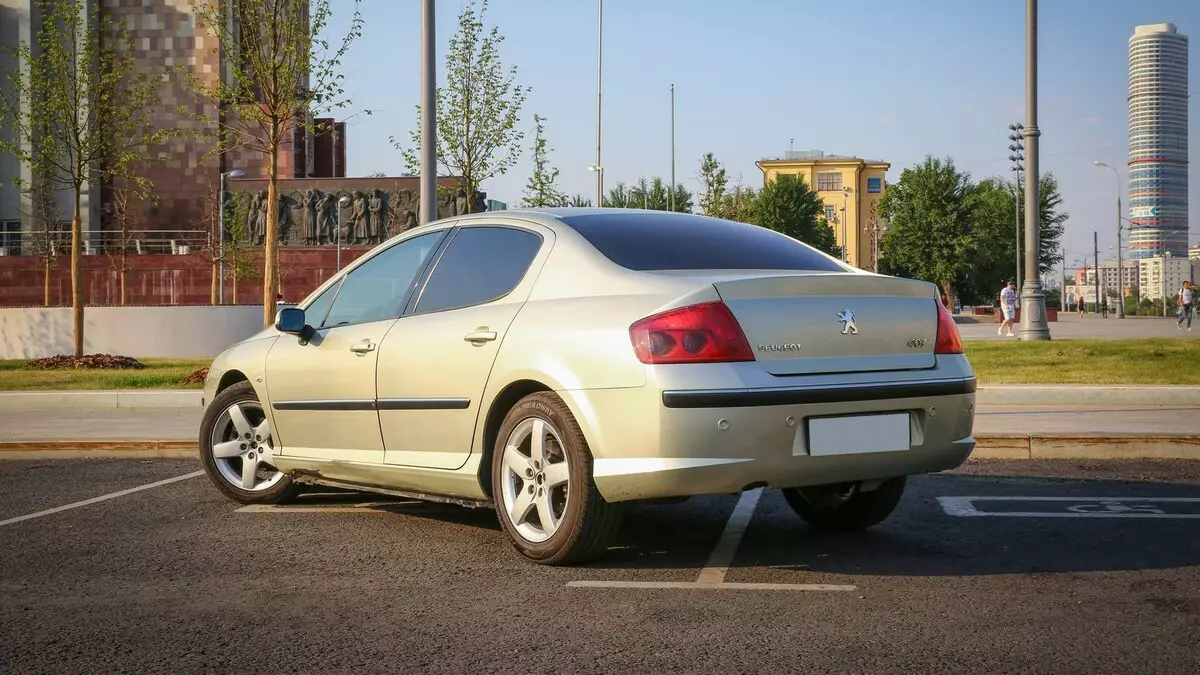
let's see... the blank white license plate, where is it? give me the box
[803,413,912,457]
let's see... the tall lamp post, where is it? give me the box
[1008,124,1024,292]
[1094,161,1125,317]
[669,83,675,212]
[594,0,604,206]
[217,169,245,305]
[1018,0,1050,340]
[419,0,437,224]
[588,165,604,205]
[336,195,351,271]
[841,187,850,264]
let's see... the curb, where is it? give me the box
[3,435,1198,461]
[974,385,1200,407]
[0,390,203,410]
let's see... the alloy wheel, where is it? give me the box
[500,417,571,543]
[209,400,285,492]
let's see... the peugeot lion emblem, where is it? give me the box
[837,308,858,335]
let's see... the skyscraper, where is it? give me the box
[1127,23,1189,259]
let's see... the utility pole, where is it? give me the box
[594,0,603,206]
[1094,231,1101,315]
[669,84,675,212]
[419,0,437,225]
[1094,161,1125,317]
[1008,124,1024,292]
[1018,0,1051,340]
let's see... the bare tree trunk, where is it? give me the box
[120,251,127,306]
[233,272,238,304]
[43,257,51,307]
[941,280,954,310]
[71,188,84,357]
[210,257,218,305]
[262,138,280,327]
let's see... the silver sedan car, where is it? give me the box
[200,208,975,565]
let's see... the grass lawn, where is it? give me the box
[0,358,211,391]
[964,339,1200,385]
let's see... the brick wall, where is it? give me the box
[0,247,373,307]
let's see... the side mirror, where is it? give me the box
[276,307,313,339]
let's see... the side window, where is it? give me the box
[415,226,542,314]
[301,280,340,328]
[322,231,445,328]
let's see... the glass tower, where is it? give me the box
[1128,23,1189,259]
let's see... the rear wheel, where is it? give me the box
[492,392,621,565]
[781,477,906,531]
[199,381,301,505]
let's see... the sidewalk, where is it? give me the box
[1,402,1197,461]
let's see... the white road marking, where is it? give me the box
[0,470,204,527]
[695,487,763,584]
[566,580,856,592]
[938,496,1200,519]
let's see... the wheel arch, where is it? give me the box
[217,369,250,393]
[477,378,554,499]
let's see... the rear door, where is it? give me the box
[376,224,549,470]
[713,273,939,376]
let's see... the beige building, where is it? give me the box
[1138,256,1193,300]
[756,150,889,271]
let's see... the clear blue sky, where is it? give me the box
[328,0,1200,267]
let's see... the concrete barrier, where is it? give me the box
[0,306,265,359]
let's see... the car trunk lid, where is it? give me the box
[712,272,939,376]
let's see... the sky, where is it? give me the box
[324,0,1200,269]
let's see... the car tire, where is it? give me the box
[199,381,302,505]
[781,477,906,531]
[491,392,621,565]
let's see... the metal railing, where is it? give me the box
[1,228,215,257]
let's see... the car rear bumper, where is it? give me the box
[565,376,976,503]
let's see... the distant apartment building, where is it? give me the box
[756,150,889,271]
[0,0,340,254]
[1075,260,1139,300]
[1138,255,1193,300]
[1127,23,1189,259]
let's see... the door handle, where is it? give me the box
[463,330,498,344]
[349,340,377,354]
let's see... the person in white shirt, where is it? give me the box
[1178,280,1194,331]
[998,281,1017,337]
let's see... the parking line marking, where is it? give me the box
[938,496,1200,519]
[695,487,763,585]
[566,580,856,592]
[0,470,204,527]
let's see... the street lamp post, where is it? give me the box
[337,195,351,270]
[588,165,604,205]
[420,0,437,224]
[1094,161,1125,318]
[217,169,245,305]
[841,188,849,264]
[669,83,675,212]
[1008,124,1024,292]
[594,0,603,206]
[1018,0,1051,340]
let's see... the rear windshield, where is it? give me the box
[560,212,845,272]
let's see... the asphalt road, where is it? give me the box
[2,458,1199,674]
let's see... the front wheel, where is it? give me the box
[781,477,906,531]
[199,381,301,505]
[491,392,621,565]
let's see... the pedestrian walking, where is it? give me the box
[998,281,1017,337]
[1078,295,1086,317]
[1178,280,1194,331]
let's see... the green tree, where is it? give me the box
[697,153,728,216]
[954,173,1069,305]
[522,114,566,207]
[565,195,592,207]
[627,177,693,212]
[396,0,529,214]
[879,156,974,302]
[749,174,840,257]
[190,0,364,326]
[0,0,171,356]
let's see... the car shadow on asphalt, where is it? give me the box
[728,474,1200,579]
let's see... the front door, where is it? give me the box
[265,229,449,463]
[377,224,548,469]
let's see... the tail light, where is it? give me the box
[630,301,754,364]
[934,300,964,354]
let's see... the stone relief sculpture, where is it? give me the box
[300,189,319,245]
[226,183,489,247]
